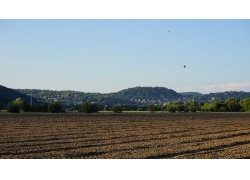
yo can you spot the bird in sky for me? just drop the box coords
[184,65,186,68]
[168,30,170,33]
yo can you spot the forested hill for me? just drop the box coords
[0,85,39,106]
[184,91,250,101]
[116,87,182,100]
[16,87,182,106]
[12,86,250,107]
[179,92,202,96]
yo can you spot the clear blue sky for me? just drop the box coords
[1,20,250,93]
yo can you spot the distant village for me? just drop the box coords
[37,95,84,106]
[35,95,227,106]
[16,87,250,107]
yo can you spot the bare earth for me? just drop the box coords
[1,112,250,159]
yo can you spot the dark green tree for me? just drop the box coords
[111,104,122,113]
[7,102,20,113]
[148,104,157,112]
[226,98,241,112]
[48,102,62,113]
[190,107,196,112]
[202,102,218,112]
[80,101,98,113]
[41,103,49,112]
[216,101,228,112]
[0,101,4,110]
[160,104,166,112]
[20,101,31,112]
[168,106,176,113]
[196,106,202,112]
[176,105,184,112]
[240,98,250,112]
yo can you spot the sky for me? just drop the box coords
[1,19,250,94]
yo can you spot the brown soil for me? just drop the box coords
[1,112,250,159]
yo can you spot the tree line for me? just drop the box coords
[147,97,250,113]
[1,97,250,113]
[101,97,250,113]
[5,98,63,113]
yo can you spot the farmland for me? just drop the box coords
[1,113,250,159]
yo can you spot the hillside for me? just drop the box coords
[14,86,250,108]
[196,91,250,101]
[116,86,182,100]
[179,92,202,96]
[0,85,39,106]
[16,86,182,106]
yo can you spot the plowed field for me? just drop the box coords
[1,113,250,159]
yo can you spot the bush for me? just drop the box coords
[0,102,4,110]
[184,108,189,112]
[112,104,122,113]
[168,106,176,113]
[40,103,49,112]
[226,98,241,112]
[7,103,20,113]
[148,104,157,112]
[160,105,166,112]
[202,102,218,112]
[240,98,250,112]
[20,101,31,112]
[196,106,201,112]
[176,105,184,112]
[8,98,32,112]
[80,102,98,113]
[48,102,62,113]
[190,107,196,112]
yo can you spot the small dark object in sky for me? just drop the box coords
[168,30,170,33]
[184,65,186,68]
